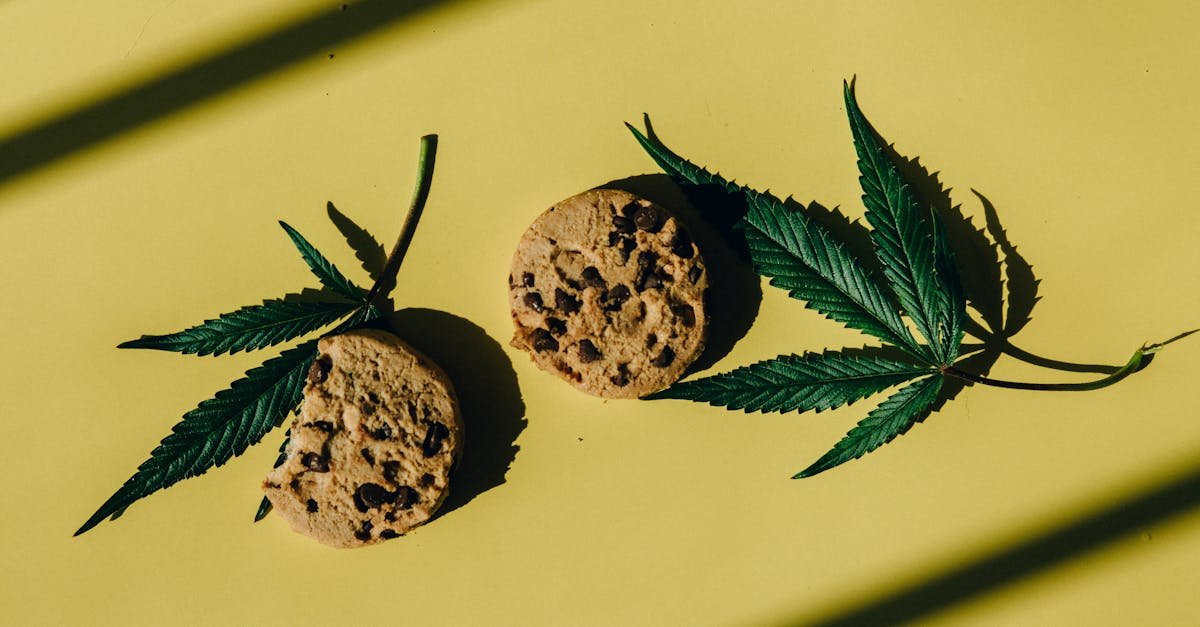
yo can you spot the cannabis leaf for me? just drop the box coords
[630,82,1191,478]
[627,119,933,363]
[76,136,438,536]
[279,221,366,302]
[844,80,964,364]
[795,374,943,478]
[647,351,933,414]
[117,298,359,356]
[76,338,321,536]
[625,115,743,195]
[742,192,933,362]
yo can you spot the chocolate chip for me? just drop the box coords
[522,272,535,287]
[354,483,395,512]
[636,251,656,275]
[621,201,640,217]
[354,520,373,541]
[652,346,676,368]
[360,448,375,465]
[289,478,301,492]
[604,284,631,311]
[671,230,694,258]
[360,401,375,416]
[646,333,657,348]
[607,231,621,246]
[367,391,381,404]
[546,317,567,336]
[382,460,402,484]
[578,339,602,363]
[385,511,397,522]
[671,303,696,327]
[633,205,663,232]
[640,273,663,290]
[370,423,392,440]
[688,265,703,284]
[302,452,329,473]
[524,292,544,312]
[636,252,661,289]
[306,355,331,385]
[307,421,334,433]
[420,473,435,487]
[555,288,581,314]
[306,499,319,513]
[380,529,401,539]
[618,237,637,263]
[396,485,420,510]
[612,215,635,233]
[422,422,450,457]
[581,266,606,289]
[531,328,559,352]
[611,366,630,387]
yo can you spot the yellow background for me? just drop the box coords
[3,1,1199,625]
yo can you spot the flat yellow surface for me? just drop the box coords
[3,1,1199,625]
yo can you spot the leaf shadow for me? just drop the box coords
[328,209,526,519]
[884,144,1118,375]
[597,173,762,374]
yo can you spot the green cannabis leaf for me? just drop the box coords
[795,375,943,478]
[279,220,367,302]
[647,351,932,414]
[630,80,1193,478]
[843,82,965,364]
[76,135,438,536]
[116,297,359,357]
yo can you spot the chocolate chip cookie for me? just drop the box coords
[509,188,708,398]
[262,329,462,548]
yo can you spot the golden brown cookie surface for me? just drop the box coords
[508,189,708,398]
[263,329,462,548]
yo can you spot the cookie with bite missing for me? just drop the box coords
[508,188,708,398]
[262,329,462,548]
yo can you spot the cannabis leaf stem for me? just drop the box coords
[365,134,438,305]
[944,331,1197,392]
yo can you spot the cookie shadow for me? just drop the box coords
[596,173,762,373]
[367,308,527,519]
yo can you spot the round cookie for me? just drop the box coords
[508,188,708,398]
[262,329,462,548]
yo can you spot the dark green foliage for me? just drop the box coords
[843,81,965,364]
[279,221,365,302]
[76,340,319,536]
[742,192,931,362]
[647,351,933,414]
[795,375,943,478]
[78,229,379,535]
[118,298,358,356]
[630,81,968,476]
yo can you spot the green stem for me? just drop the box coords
[365,134,438,305]
[943,329,1196,392]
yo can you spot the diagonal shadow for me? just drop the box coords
[797,453,1200,626]
[0,0,456,192]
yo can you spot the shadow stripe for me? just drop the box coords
[0,0,449,189]
[799,461,1200,626]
